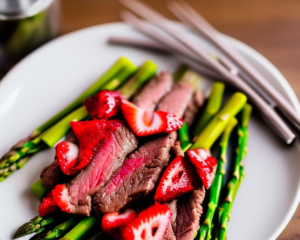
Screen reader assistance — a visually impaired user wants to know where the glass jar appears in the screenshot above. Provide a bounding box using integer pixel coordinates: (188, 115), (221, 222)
(0, 0), (60, 76)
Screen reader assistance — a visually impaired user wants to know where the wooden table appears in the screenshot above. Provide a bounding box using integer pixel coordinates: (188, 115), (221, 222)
(60, 0), (300, 239)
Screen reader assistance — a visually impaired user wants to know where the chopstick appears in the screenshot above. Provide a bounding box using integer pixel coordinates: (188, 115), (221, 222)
(109, 36), (224, 80)
(119, 0), (295, 144)
(168, 1), (300, 129)
(109, 36), (275, 105)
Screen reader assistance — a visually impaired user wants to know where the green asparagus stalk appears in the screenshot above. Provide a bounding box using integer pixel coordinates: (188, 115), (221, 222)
(42, 62), (138, 147)
(13, 61), (158, 238)
(0, 156), (31, 181)
(61, 216), (99, 240)
(41, 60), (157, 148)
(38, 57), (136, 133)
(0, 131), (48, 169)
(179, 122), (192, 152)
(29, 216), (81, 240)
(192, 92), (247, 150)
(0, 57), (136, 181)
(30, 67), (195, 239)
(194, 83), (225, 136)
(40, 216), (82, 240)
(13, 215), (57, 239)
(216, 104), (252, 240)
(180, 69), (201, 89)
(41, 106), (89, 148)
(31, 179), (47, 199)
(199, 118), (238, 240)
(1, 59), (157, 180)
(173, 65), (189, 81)
(118, 60), (157, 98)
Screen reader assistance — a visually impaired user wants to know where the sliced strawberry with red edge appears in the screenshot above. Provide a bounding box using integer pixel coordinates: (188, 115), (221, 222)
(66, 119), (122, 175)
(52, 184), (71, 213)
(38, 192), (60, 217)
(186, 148), (217, 189)
(83, 90), (123, 119)
(55, 141), (79, 175)
(122, 203), (172, 240)
(102, 209), (137, 234)
(121, 99), (183, 137)
(154, 156), (195, 202)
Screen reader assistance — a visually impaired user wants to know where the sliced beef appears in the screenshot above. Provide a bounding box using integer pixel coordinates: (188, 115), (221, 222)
(174, 186), (206, 240)
(40, 159), (65, 190)
(163, 200), (177, 240)
(183, 89), (205, 127)
(93, 80), (195, 214)
(59, 125), (138, 216)
(172, 140), (184, 157)
(39, 72), (171, 190)
(93, 131), (177, 214)
(157, 81), (194, 118)
(40, 132), (77, 190)
(132, 70), (173, 112)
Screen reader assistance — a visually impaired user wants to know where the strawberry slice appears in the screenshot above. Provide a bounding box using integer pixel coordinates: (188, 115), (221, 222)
(55, 141), (79, 175)
(83, 90), (123, 119)
(67, 119), (122, 174)
(52, 184), (72, 213)
(122, 203), (172, 240)
(102, 209), (137, 234)
(186, 148), (217, 189)
(121, 99), (183, 137)
(154, 156), (194, 202)
(38, 192), (60, 217)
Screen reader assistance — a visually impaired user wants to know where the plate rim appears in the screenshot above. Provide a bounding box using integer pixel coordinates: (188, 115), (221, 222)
(220, 33), (300, 240)
(1, 21), (300, 240)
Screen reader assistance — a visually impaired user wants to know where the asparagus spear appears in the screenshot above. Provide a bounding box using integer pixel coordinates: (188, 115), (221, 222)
(173, 65), (189, 81)
(13, 61), (157, 238)
(0, 156), (31, 181)
(118, 60), (157, 98)
(42, 62), (138, 148)
(34, 216), (82, 240)
(60, 216), (99, 240)
(179, 122), (192, 152)
(41, 60), (157, 148)
(199, 118), (238, 240)
(38, 57), (136, 133)
(0, 57), (136, 181)
(188, 91), (246, 239)
(192, 92), (247, 150)
(31, 179), (47, 199)
(216, 104), (252, 240)
(1, 60), (157, 180)
(29, 68), (197, 239)
(194, 83), (225, 136)
(13, 215), (57, 239)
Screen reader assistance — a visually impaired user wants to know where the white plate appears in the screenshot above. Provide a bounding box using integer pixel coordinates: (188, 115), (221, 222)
(0, 22), (299, 240)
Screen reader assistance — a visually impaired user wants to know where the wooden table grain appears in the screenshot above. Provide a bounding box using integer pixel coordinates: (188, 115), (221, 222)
(60, 1), (300, 239)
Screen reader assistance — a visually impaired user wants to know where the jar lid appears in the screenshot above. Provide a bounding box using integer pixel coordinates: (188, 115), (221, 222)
(0, 0), (54, 20)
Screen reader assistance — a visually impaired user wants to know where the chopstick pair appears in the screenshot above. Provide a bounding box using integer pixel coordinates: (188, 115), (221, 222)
(110, 0), (299, 144)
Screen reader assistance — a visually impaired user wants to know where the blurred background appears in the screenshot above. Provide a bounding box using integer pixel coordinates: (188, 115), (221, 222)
(0, 1), (300, 238)
(1, 0), (300, 98)
(59, 0), (300, 100)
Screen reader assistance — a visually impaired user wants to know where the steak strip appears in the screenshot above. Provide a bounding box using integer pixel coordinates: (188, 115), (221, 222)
(174, 186), (206, 240)
(183, 89), (205, 127)
(40, 71), (172, 190)
(57, 125), (138, 216)
(133, 70), (173, 112)
(93, 79), (195, 214)
(163, 200), (178, 240)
